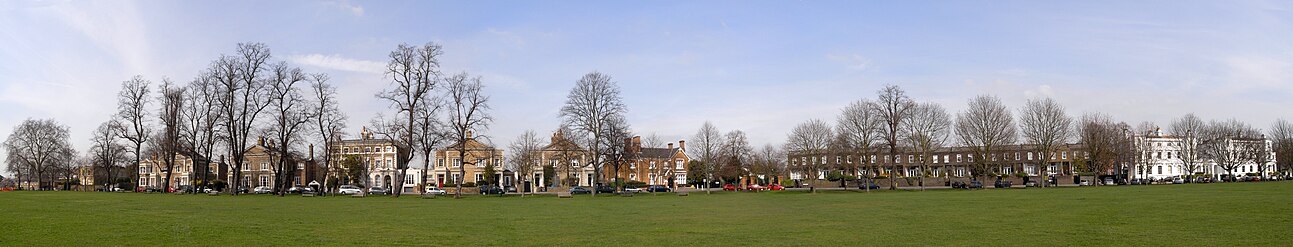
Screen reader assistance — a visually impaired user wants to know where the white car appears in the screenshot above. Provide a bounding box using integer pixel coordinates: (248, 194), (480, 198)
(424, 187), (447, 195)
(623, 186), (642, 193)
(253, 186), (273, 194)
(338, 185), (363, 195)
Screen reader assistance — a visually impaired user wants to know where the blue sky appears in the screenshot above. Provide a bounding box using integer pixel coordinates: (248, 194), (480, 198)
(2, 1), (1291, 175)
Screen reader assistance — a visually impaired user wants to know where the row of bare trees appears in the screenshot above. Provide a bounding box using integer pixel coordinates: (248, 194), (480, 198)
(784, 84), (1290, 192)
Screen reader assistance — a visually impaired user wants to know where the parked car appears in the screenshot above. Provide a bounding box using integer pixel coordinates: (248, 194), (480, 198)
(505, 186), (517, 193)
(1103, 178), (1115, 186)
(368, 186), (390, 195)
(425, 187), (447, 195)
(569, 186), (591, 194)
(479, 185), (504, 195)
(595, 185), (615, 194)
(1025, 181), (1038, 187)
(858, 182), (880, 190)
(287, 186), (306, 194)
(768, 184), (786, 191)
(1079, 180), (1091, 186)
(1172, 178), (1185, 184)
(722, 184), (738, 191)
(994, 180), (1013, 188)
(969, 180), (983, 189)
(748, 184), (767, 191)
(338, 185), (363, 195)
(253, 186), (273, 194)
(646, 185), (671, 192)
(623, 186), (642, 193)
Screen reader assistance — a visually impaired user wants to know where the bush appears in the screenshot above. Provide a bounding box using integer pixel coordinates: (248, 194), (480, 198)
(624, 180), (646, 188)
(779, 179), (796, 187)
(1013, 172), (1028, 178)
(463, 182), (476, 187)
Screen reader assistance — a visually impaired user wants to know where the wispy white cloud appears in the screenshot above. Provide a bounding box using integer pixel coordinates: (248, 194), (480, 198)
(325, 0), (364, 17)
(288, 54), (386, 74)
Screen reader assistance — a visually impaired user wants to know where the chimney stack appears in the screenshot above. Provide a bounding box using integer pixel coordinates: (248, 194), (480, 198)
(309, 144), (314, 158)
(679, 140), (685, 151)
(668, 143), (674, 150)
(467, 130), (474, 139)
(257, 136), (264, 146)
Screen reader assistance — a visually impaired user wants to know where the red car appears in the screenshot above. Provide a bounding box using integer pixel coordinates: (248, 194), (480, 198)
(722, 184), (738, 191)
(768, 184), (785, 191)
(748, 184), (767, 191)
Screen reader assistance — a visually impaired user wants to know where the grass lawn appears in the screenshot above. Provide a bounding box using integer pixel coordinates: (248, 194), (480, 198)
(1, 182), (1290, 246)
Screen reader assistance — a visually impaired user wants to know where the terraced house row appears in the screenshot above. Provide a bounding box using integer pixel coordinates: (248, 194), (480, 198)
(788, 128), (1278, 186)
(128, 127), (689, 193)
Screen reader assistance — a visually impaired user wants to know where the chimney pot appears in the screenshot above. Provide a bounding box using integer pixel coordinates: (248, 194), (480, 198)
(679, 140), (686, 151)
(668, 143), (673, 150)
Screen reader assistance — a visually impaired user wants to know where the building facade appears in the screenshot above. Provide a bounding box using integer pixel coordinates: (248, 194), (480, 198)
(614, 136), (689, 188)
(432, 131), (506, 186)
(329, 127), (419, 193)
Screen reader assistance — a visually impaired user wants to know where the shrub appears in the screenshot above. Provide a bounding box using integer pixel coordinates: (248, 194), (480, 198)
(463, 182), (476, 187)
(624, 180), (646, 188)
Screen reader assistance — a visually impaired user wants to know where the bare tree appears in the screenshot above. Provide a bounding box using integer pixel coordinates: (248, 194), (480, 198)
(507, 130), (544, 197)
(1198, 119), (1260, 181)
(309, 74), (347, 194)
(114, 76), (153, 191)
(719, 130), (754, 189)
(872, 85), (915, 190)
(955, 95), (1017, 183)
(1077, 113), (1119, 186)
(1270, 119), (1293, 176)
(641, 133), (664, 148)
(89, 121), (129, 190)
(263, 62), (315, 196)
(599, 116), (634, 190)
(444, 72), (492, 199)
(1169, 113), (1205, 180)
(1017, 97), (1072, 188)
(786, 119), (833, 193)
(751, 143), (785, 186)
(156, 79), (185, 193)
(905, 102), (951, 191)
(212, 43), (274, 195)
(559, 71), (627, 197)
(836, 99), (880, 191)
(4, 119), (76, 190)
(375, 42), (444, 197)
(688, 121), (725, 194)
(181, 72), (222, 193)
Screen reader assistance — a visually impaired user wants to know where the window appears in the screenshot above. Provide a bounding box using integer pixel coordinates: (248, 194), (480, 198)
(475, 174), (483, 183)
(260, 176), (269, 187)
(1014, 152), (1020, 161)
(907, 155), (914, 164)
(261, 162), (268, 171)
(387, 147), (393, 152)
(1157, 166), (1163, 174)
(365, 147), (371, 153)
(452, 174), (462, 184)
(452, 158), (461, 167)
(676, 160), (683, 169)
(438, 158), (444, 167)
(992, 153), (997, 161)
(630, 174), (637, 180)
(957, 154), (963, 163)
(1061, 151), (1067, 159)
(1027, 152), (1034, 160)
(649, 161), (656, 169)
(630, 162), (636, 169)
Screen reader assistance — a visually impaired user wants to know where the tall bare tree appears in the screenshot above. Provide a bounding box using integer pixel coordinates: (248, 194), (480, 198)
(181, 72), (222, 192)
(375, 42), (444, 197)
(751, 143), (785, 186)
(872, 85), (915, 190)
(1198, 119), (1260, 181)
(836, 99), (880, 191)
(1077, 113), (1119, 186)
(1017, 97), (1072, 188)
(688, 121), (724, 194)
(156, 79), (185, 193)
(598, 116), (633, 190)
(1270, 119), (1293, 176)
(1169, 113), (1205, 180)
(905, 102), (951, 191)
(309, 74), (347, 194)
(507, 130), (544, 197)
(444, 72), (492, 198)
(114, 76), (153, 191)
(955, 95), (1017, 183)
(264, 62), (315, 196)
(212, 43), (274, 195)
(641, 133), (664, 148)
(559, 71), (627, 197)
(89, 121), (129, 190)
(718, 130), (753, 188)
(4, 119), (76, 190)
(786, 119), (833, 193)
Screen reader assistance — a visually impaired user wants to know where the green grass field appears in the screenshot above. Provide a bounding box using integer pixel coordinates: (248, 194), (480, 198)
(1, 182), (1290, 246)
